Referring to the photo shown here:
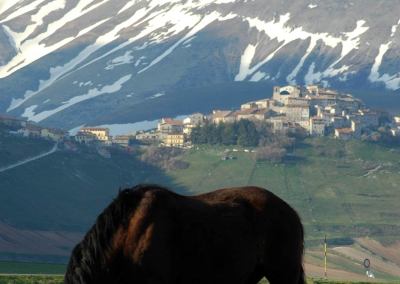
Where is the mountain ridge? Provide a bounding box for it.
[0,0,399,129]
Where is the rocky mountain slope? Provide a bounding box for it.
[0,0,399,129]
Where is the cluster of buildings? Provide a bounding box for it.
[2,84,399,149]
[0,115,133,148]
[208,85,387,140]
[136,114,205,148]
[70,127,134,148]
[0,115,68,142]
[134,85,400,146]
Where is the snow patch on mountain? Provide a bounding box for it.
[0,0,48,23]
[22,105,38,119]
[140,12,235,74]
[6,4,148,112]
[250,71,266,82]
[0,0,18,15]
[238,13,368,83]
[1,0,67,56]
[390,18,400,37]
[304,62,349,85]
[287,38,317,84]
[105,51,135,70]
[23,74,132,122]
[0,0,111,79]
[368,42,400,90]
[308,4,318,9]
[118,1,137,14]
[149,92,165,99]
[235,44,257,81]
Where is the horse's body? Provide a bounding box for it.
[65,185,305,284]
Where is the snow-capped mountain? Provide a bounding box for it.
[0,0,399,129]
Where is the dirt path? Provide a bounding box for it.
[305,262,376,282]
[0,143,57,173]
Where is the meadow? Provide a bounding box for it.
[1,130,400,282]
[168,138,400,243]
[166,138,400,281]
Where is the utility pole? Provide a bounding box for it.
[324,234,327,279]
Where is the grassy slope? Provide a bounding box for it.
[168,139,400,242]
[1,130,400,281]
[0,134,179,232]
[167,139,400,281]
[0,127,54,168]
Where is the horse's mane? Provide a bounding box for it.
[65,184,168,283]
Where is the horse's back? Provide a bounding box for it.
[192,186,305,283]
[65,185,305,284]
[136,186,304,283]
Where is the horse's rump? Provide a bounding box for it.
[65,185,305,284]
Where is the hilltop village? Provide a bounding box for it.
[127,85,400,147]
[1,85,400,149]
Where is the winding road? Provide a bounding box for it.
[0,143,58,173]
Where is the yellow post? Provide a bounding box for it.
[324,235,327,279]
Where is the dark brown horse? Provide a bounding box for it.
[65,184,305,284]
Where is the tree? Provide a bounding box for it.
[237,120,259,147]
[222,123,237,145]
[256,145,287,163]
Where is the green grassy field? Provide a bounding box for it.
[0,261,65,275]
[165,139,400,281]
[1,131,399,282]
[168,139,400,243]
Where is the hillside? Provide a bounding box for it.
[0,128,179,262]
[167,139,400,242]
[1,0,400,129]
[164,139,400,281]
[1,127,400,280]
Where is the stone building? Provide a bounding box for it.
[113,135,133,147]
[310,118,326,136]
[158,118,184,135]
[212,110,235,124]
[272,85,303,105]
[235,108,269,122]
[18,124,42,138]
[135,131,160,142]
[41,128,67,141]
[183,113,205,135]
[284,105,310,122]
[163,134,185,147]
[75,131,97,144]
[334,128,354,140]
[80,127,110,142]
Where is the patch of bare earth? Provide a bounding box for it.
[332,241,400,278]
[356,238,400,267]
[305,262,375,282]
